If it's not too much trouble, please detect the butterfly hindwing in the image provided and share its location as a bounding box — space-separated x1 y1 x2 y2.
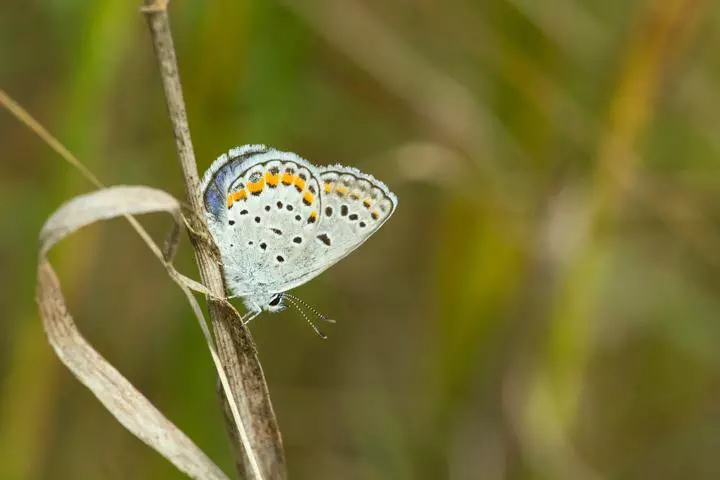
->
201 146 324 296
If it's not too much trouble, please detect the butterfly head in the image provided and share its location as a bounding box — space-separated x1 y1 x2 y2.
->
242 292 287 313
241 291 336 339
266 293 287 312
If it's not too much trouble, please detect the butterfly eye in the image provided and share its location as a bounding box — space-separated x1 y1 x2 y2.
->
269 295 281 307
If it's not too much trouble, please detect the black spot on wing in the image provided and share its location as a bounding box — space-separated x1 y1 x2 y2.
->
317 233 331 246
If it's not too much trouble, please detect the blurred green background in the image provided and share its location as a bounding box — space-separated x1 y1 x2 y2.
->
2 0 720 478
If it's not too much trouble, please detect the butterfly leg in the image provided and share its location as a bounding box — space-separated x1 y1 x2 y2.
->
182 211 221 255
241 309 261 325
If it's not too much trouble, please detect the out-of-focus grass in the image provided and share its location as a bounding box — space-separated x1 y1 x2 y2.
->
539 0 701 430
2 0 720 479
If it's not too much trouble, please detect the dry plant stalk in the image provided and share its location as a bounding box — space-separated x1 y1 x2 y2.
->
141 1 286 478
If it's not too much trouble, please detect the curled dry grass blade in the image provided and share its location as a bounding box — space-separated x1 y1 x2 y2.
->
36 186 229 480
0 88 260 478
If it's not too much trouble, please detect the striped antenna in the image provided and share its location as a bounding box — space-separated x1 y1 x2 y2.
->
283 293 336 324
282 295 327 339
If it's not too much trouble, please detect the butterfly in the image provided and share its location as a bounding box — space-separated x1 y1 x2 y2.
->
200 145 398 336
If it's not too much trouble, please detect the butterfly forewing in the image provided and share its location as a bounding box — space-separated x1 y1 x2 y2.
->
202 147 324 296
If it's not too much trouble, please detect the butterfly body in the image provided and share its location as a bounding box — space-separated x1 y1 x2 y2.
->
200 145 397 315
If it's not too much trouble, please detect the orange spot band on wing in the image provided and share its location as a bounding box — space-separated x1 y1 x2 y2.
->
363 199 372 209
248 178 265 194
323 182 332 193
227 189 247 207
282 172 294 185
308 210 318 223
303 191 315 205
294 177 306 190
371 210 380 220
336 185 348 196
265 171 279 187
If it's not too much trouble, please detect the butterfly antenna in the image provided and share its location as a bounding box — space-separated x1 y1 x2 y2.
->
283 293 336 323
283 295 328 339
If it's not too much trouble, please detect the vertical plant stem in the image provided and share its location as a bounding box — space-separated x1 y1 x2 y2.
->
141 1 286 479
545 0 702 422
517 2 703 476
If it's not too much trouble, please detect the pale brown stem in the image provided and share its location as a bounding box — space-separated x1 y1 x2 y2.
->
141 1 286 478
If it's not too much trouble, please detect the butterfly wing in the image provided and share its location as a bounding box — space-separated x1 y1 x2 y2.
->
313 165 397 264
201 146 397 297
201 145 325 297
264 164 398 293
